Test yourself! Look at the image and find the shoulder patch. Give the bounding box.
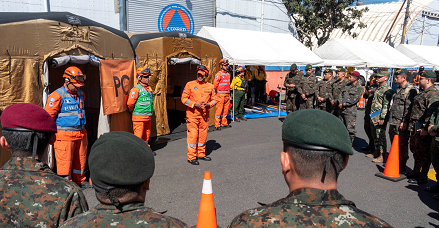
[194,87,198,90]
[48,102,54,107]
[50,98,55,102]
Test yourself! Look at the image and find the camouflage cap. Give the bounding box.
[422,70,436,78]
[323,69,332,74]
[336,67,346,73]
[305,64,312,70]
[375,72,390,77]
[282,109,353,155]
[290,64,298,71]
[90,131,155,189]
[395,69,409,75]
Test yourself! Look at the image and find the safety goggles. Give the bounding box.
[197,65,208,71]
[64,72,86,81]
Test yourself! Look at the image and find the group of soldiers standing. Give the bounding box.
[284,64,363,144]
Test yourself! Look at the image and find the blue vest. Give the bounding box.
[55,86,86,131]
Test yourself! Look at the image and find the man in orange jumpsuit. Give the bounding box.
[45,66,90,188]
[127,67,155,155]
[181,65,218,165]
[213,59,231,130]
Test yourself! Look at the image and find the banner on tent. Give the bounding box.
[100,59,135,115]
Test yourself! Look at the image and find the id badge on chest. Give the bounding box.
[78,113,83,119]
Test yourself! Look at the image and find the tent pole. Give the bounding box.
[278,66,283,117]
[232,64,236,122]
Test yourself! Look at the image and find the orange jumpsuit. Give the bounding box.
[127,82,153,146]
[213,70,231,128]
[181,80,218,161]
[45,85,87,185]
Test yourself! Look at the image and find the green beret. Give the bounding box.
[305,64,312,70]
[90,131,155,188]
[375,72,390,77]
[400,69,409,75]
[290,64,297,71]
[282,109,353,155]
[336,67,346,73]
[323,69,332,74]
[422,70,436,78]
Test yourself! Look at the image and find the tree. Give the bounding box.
[283,0,368,49]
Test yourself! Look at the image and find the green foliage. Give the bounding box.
[283,0,368,49]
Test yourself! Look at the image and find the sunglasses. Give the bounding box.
[64,72,86,81]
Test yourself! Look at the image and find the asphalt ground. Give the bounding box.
[82,110,439,228]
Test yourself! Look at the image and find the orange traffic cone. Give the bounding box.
[357,94,365,109]
[196,171,217,228]
[375,135,407,181]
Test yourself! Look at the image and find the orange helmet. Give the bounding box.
[197,65,209,77]
[136,67,151,79]
[219,59,229,66]
[63,66,85,87]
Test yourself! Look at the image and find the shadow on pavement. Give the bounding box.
[353,137,370,154]
[406,183,439,217]
[205,140,221,156]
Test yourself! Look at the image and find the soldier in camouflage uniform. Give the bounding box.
[229,109,392,228]
[316,69,337,112]
[284,63,303,114]
[362,76,378,152]
[337,71,364,144]
[60,131,189,228]
[407,71,439,185]
[367,72,394,163]
[297,64,317,110]
[330,68,349,117]
[0,103,89,227]
[388,69,418,173]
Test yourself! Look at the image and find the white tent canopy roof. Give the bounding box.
[314,38,417,68]
[396,44,439,68]
[197,26,323,66]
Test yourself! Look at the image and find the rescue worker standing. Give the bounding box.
[255,66,267,103]
[284,64,303,114]
[45,66,90,188]
[297,64,317,110]
[231,66,247,122]
[127,67,155,154]
[182,65,218,165]
[367,72,393,163]
[388,69,418,173]
[213,59,231,130]
[337,71,364,144]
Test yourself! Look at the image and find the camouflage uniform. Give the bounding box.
[388,83,418,173]
[284,71,303,113]
[297,73,317,110]
[229,188,392,228]
[60,202,189,227]
[409,85,439,178]
[0,157,89,227]
[331,78,349,117]
[364,83,378,149]
[317,77,337,112]
[370,83,393,153]
[337,82,364,143]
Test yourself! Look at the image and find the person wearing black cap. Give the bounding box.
[60,131,189,227]
[297,64,317,109]
[229,109,392,227]
[0,103,89,227]
[337,71,364,144]
[316,68,337,112]
[284,63,303,114]
[330,67,349,117]
[407,71,439,185]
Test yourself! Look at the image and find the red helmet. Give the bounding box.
[219,59,229,66]
[63,66,85,87]
[197,65,209,77]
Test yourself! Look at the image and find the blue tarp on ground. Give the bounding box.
[227,104,287,120]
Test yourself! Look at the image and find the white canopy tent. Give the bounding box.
[396,44,439,68]
[197,26,323,66]
[197,26,323,119]
[314,38,417,68]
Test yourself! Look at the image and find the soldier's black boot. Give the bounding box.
[406,161,421,178]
